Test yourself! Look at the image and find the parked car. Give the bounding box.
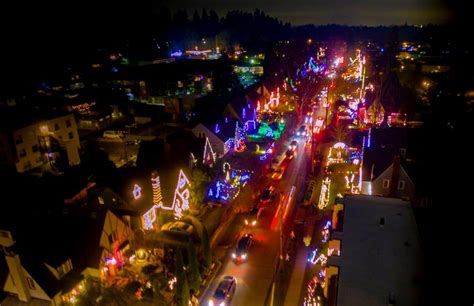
[232,234,254,262]
[103,130,122,139]
[208,276,237,306]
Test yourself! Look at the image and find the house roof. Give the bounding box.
[166,129,204,162]
[329,195,423,306]
[116,158,193,215]
[225,95,257,123]
[0,209,109,298]
[362,147,400,181]
[201,118,239,143]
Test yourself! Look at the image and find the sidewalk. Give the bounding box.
[283,214,319,306]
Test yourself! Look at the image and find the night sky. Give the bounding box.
[157,0,452,26]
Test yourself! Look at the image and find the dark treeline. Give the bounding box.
[135,8,292,59]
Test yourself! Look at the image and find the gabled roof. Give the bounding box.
[225,95,257,123]
[362,147,400,181]
[200,119,238,142]
[166,129,204,162]
[116,159,192,215]
[0,208,111,298]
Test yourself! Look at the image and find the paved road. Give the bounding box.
[200,137,312,306]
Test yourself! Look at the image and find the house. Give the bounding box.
[362,153,415,201]
[326,195,423,306]
[192,119,237,157]
[361,127,433,203]
[0,109,80,173]
[0,206,132,305]
[116,167,193,230]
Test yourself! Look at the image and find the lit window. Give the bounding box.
[398,180,405,190]
[68,132,74,139]
[383,179,390,189]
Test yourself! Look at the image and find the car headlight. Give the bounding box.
[245,219,249,225]
[252,220,257,226]
[242,253,247,259]
[297,132,300,136]
[232,253,236,258]
[208,300,214,306]
[219,302,226,306]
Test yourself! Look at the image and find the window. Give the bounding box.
[27,277,36,290]
[15,134,23,144]
[66,119,71,127]
[54,123,60,131]
[68,132,74,139]
[398,180,405,190]
[108,233,115,245]
[382,179,390,189]
[32,145,39,152]
[19,148,26,158]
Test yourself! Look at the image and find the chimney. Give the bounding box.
[389,155,401,197]
[0,231,32,302]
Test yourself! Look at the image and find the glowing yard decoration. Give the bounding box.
[223,162,231,173]
[314,254,327,266]
[142,205,158,230]
[133,184,142,200]
[244,120,256,131]
[168,277,177,290]
[172,170,191,218]
[318,177,331,209]
[308,248,318,264]
[215,123,220,134]
[324,220,332,230]
[203,137,216,165]
[322,228,330,243]
[333,142,346,149]
[234,121,246,152]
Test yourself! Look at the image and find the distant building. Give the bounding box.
[0,111,80,173]
[326,195,423,306]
